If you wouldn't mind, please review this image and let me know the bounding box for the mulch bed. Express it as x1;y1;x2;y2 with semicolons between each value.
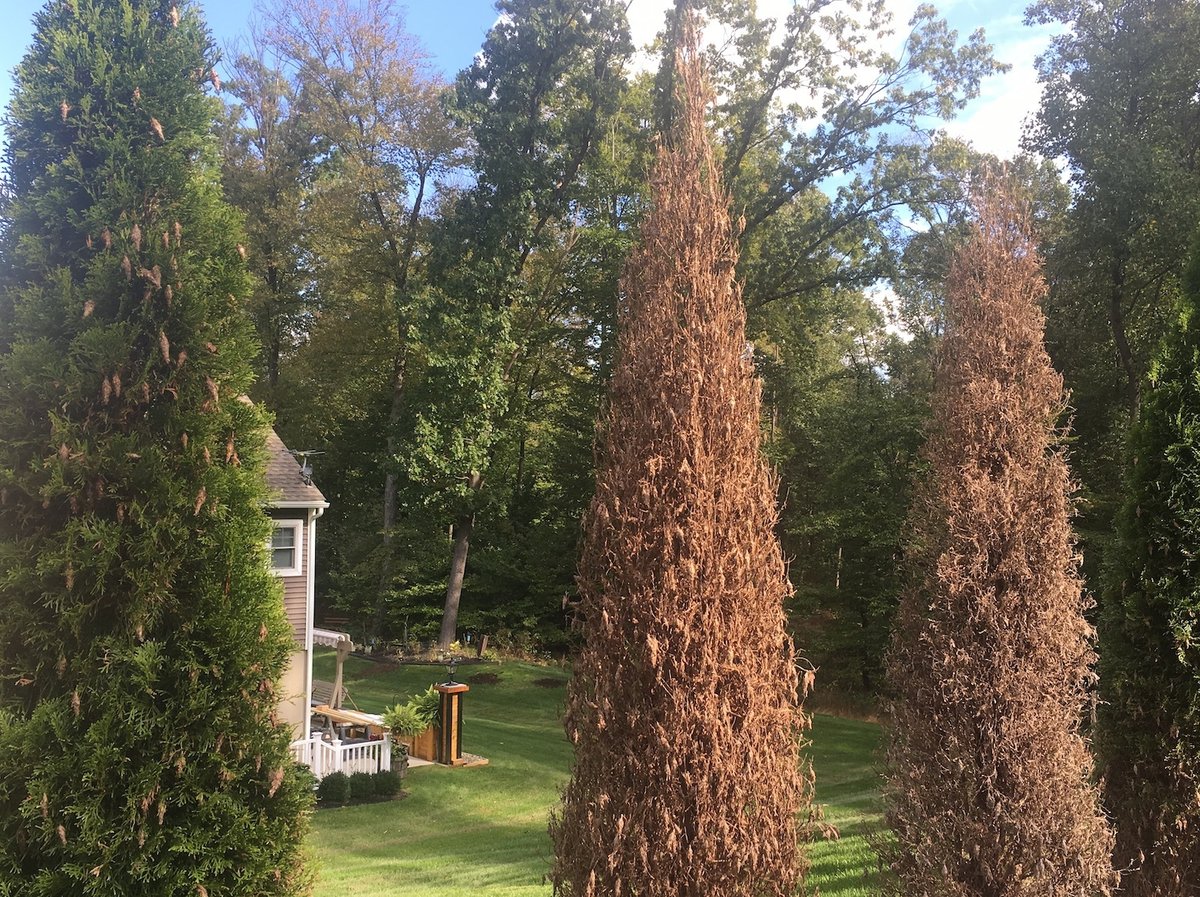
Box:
353;652;492;667
532;677;567;689
353;660;403;678
316;792;407;810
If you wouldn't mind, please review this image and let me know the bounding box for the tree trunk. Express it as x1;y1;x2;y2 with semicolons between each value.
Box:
439;509;474;650
372;345;407;641
1109;253;1140;415
439;471;484;650
370;167;428;642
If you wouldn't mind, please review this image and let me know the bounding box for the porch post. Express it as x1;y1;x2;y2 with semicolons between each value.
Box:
435;683;470;765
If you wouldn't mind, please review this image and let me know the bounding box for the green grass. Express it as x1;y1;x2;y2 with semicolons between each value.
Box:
806;715;884;896
308;652;882;896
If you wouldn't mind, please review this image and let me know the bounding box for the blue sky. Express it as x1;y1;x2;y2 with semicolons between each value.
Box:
0;0;1056;160
0;0;499;113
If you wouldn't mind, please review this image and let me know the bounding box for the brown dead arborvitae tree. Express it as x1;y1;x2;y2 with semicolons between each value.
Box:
881;184;1118;897
549;24;810;897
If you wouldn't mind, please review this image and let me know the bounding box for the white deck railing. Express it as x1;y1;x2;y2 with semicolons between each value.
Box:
289;734;392;779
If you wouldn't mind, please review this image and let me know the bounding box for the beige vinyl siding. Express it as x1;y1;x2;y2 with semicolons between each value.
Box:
270;512;308;645
282;570;306;644
279;648;309;737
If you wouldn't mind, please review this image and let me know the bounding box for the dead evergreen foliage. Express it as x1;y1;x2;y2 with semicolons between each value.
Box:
548;24;810;897
880;183;1118;897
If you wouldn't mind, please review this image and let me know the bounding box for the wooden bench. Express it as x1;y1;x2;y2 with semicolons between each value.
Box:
312;678;351;709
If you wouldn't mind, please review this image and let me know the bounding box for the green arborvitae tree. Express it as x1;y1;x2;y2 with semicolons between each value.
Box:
1096;236;1200;896
550;24;810;897
1029;0;1200;595
0;1;311;892
881;184;1117;896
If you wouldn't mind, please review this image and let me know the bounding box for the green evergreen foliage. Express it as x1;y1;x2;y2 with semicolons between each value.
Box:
348;772;374;802
1096;236;1200;896
372;769;402;798
0;0;310;891
315;771;350;806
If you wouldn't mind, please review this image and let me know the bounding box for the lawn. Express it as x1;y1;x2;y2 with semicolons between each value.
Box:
308;652;883;896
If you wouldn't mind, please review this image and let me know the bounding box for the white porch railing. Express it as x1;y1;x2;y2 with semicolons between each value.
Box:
289;734;392;779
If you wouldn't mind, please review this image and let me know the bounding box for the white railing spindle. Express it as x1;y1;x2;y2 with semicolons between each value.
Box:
289;734;392;780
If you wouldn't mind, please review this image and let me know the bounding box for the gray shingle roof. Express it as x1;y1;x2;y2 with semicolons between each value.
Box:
265;429;328;507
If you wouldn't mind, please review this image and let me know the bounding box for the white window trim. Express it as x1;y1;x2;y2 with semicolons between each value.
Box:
269;519;304;578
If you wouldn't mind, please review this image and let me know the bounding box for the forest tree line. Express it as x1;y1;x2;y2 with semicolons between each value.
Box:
217;0;1200;692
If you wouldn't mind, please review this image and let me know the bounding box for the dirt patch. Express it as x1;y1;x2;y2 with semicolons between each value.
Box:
532;677;566;689
468;672;502;685
355;661;401;679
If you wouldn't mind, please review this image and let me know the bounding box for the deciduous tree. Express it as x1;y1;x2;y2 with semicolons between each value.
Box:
1029;0;1200;588
218;36;317;402
423;0;632;649
259;0;464;639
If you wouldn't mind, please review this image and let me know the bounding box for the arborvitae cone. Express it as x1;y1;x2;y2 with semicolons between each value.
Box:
881;183;1117;896
549;22;810;897
0;0;309;891
1096;236;1200;896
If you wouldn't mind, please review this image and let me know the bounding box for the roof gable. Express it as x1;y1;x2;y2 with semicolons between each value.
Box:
266;429;328;507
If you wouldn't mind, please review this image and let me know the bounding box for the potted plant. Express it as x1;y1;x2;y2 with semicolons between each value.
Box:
382;686;440;762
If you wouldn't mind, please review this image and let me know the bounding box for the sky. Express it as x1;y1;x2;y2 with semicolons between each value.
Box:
0;0;1058;161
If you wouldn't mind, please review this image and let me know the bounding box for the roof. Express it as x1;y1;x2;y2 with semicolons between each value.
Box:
265;429;329;508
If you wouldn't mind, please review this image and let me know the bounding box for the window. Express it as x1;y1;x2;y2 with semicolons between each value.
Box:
270;520;303;577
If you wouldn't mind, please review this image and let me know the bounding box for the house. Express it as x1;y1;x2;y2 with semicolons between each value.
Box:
265;430;394;778
264;429;328;738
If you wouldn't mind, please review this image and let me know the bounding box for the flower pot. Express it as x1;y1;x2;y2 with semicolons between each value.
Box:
399;725;437;762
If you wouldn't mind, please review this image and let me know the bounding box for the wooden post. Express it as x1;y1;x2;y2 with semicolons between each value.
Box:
435;683;470;765
475;634;489;658
331;637;352;710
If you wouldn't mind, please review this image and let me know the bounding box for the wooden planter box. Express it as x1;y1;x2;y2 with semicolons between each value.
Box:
399;725;437;762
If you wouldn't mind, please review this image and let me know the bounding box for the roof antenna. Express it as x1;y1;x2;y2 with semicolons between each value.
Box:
289;449;324;486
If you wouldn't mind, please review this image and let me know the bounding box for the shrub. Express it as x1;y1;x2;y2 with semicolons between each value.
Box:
348;772;374;801
373;769;403;798
293;764;318;796
316;772;351;805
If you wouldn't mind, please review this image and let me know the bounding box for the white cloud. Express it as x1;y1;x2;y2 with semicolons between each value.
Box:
621;0;1055;162
942;23;1059;159
625;0;923;70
